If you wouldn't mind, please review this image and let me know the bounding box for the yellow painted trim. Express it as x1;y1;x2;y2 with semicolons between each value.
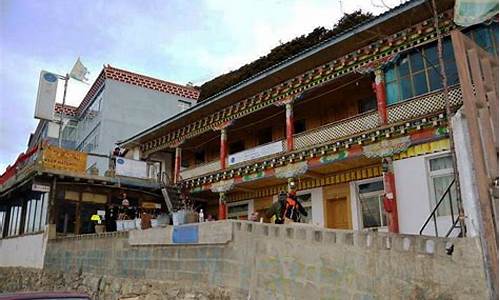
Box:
393;139;450;160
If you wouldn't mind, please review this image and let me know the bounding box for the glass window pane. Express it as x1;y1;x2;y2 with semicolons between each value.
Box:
430;155;453;171
360;195;382;228
474;27;493;52
26;201;32;233
445;59;459;85
400;76;413;100
358;180;384;193
425;44;438;66
385;67;396;82
40;194;48;228
433;175;456;216
398;56;410;76
443;38;455;59
428;67;442;91
410;52;424;71
34;198;42;232
386;81;400;105
414;72;428;96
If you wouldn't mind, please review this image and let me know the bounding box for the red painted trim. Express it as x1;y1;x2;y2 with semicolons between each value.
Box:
383;162;399;233
174;147;182;184
373;70;388;125
220;129;228;169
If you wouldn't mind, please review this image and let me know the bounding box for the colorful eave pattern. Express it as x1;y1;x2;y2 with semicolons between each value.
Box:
180;115;450;191
140;10;456;155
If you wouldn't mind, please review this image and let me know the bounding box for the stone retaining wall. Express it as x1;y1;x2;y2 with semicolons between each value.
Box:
41;220;488;299
0;267;230;300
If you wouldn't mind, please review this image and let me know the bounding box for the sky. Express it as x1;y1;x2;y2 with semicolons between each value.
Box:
0;0;403;172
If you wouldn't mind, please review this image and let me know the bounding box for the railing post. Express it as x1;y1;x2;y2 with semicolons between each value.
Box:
285;102;294;151
174;147;182;184
373;68;388;125
382;157;399;233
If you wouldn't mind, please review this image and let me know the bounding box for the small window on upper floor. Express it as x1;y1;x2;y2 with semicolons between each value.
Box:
294;119;306;134
194;150;205;165
178;100;192;112
358;97;377;114
257;127;273;145
229;140;245;154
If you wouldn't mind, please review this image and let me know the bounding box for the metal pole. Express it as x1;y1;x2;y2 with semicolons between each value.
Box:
430;0;466;236
57;74;69;148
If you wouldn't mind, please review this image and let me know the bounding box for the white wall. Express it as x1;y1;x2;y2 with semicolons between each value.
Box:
0;233;48;268
394;152;457;236
452;109;480;237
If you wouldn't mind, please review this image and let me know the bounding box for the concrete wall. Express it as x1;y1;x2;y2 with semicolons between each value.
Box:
44;220;488;299
452;109;480;237
0;233;47;268
393;152;458;236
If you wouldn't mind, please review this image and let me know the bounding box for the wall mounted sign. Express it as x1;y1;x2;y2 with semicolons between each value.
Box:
32;183;50;193
42;146;87;174
228;141;283;166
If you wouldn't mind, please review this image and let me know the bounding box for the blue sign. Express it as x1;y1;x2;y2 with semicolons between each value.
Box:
117;158;125;165
172;225;199;244
43;72;58;83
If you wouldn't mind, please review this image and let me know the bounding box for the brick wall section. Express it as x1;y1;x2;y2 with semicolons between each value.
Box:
43;221;489;299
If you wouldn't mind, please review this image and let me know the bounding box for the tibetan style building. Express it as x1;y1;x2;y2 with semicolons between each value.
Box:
119;0;498;239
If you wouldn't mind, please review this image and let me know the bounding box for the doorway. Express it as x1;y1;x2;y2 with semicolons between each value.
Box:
323;183;351;229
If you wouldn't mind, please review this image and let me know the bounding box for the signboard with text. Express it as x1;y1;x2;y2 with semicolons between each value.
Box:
115;157;148;179
228;140;283;166
42;146;87;174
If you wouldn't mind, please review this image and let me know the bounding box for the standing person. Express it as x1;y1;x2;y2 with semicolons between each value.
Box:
283;178;308;223
266;191;287;224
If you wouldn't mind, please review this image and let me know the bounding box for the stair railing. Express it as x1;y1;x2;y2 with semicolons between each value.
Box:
419;178;459;237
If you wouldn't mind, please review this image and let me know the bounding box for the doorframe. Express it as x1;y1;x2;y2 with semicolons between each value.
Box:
322;183;352;229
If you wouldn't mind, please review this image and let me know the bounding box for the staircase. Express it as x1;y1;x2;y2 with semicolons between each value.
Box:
419;178;465;237
159;172;184;213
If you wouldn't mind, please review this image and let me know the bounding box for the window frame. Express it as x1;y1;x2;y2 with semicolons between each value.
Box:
426;153;455;217
226;200;253;220
355;177;387;230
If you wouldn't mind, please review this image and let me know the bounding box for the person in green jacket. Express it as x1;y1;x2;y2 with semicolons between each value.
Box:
266;191;287;224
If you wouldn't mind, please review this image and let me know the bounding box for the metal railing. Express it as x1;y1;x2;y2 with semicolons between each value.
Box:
419;179;461;237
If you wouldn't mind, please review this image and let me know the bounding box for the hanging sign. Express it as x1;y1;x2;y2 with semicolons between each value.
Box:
34;71;58;120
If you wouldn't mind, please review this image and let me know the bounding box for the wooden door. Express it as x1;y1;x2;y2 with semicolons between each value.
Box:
325;197;349;229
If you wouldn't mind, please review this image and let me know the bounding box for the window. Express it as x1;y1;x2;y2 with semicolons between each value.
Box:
385;38;458;105
178;100;192;112
428;155;457;216
293;119;306;134
465;22;499;56
358;97;377;114
77;124;100;153
257;127;273;145
194;150;205;165
297;193;312;224
24;193;48;233
227;201;250;220
8;205;22;236
357;180;386;229
229;140;245;154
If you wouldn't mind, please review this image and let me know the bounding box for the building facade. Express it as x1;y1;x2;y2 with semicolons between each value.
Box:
119;0;498;239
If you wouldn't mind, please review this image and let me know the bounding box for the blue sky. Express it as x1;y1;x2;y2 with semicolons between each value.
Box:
0;0;399;171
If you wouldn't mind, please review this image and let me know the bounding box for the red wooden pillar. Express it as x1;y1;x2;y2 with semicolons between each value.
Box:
218;192;226;220
382;158;399;233
373;69;388;125
174;147;182;184
220;128;228;169
285;102;294;151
